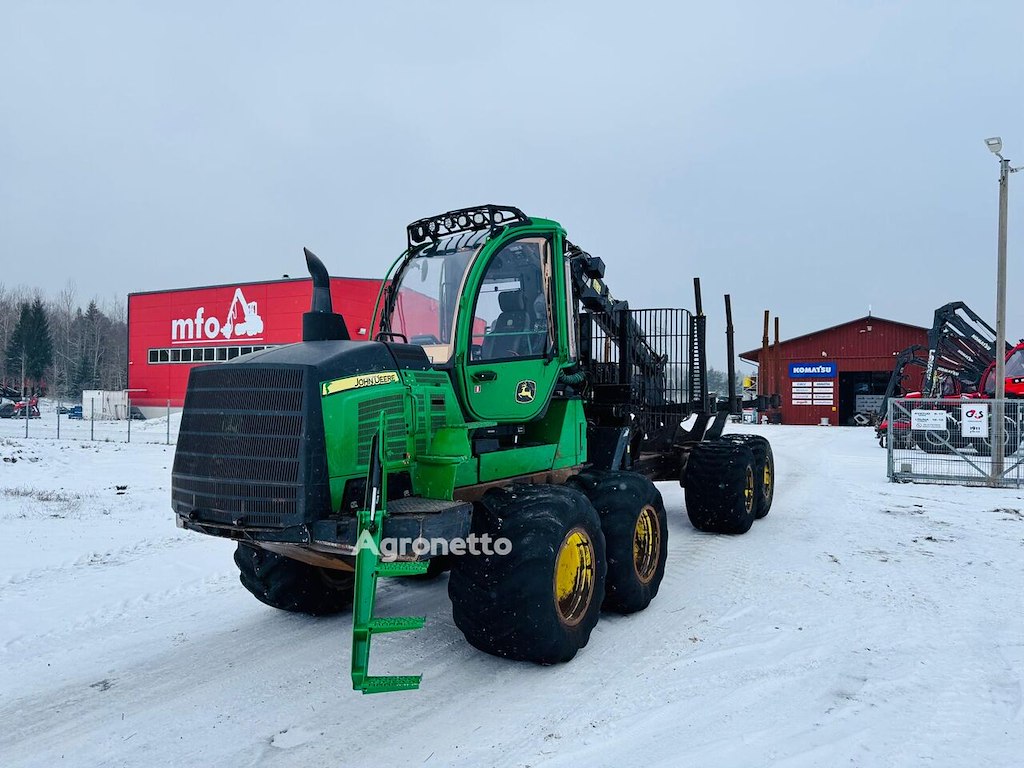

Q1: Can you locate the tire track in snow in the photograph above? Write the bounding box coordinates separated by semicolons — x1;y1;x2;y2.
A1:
0;535;187;598
0;570;237;657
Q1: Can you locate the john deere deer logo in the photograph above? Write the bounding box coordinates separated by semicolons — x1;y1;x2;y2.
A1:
516;380;536;404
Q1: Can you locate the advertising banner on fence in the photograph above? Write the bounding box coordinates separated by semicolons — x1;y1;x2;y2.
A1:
911;409;947;430
960;403;989;437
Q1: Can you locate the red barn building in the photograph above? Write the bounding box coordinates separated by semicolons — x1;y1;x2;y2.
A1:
128;277;389;414
740;315;928;426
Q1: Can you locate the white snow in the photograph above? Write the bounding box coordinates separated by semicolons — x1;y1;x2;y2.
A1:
1;416;1023;767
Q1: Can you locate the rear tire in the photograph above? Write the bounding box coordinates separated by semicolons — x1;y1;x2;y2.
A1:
448;484;606;663
234;543;354;615
568;470;668;614
722;435;774;519
683;442;757;534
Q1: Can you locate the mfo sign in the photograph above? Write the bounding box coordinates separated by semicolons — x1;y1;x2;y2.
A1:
789;362;836;379
171;287;265;343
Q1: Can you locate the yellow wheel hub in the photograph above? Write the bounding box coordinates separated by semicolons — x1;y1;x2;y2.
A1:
632;505;661;584
553;528;596;626
763;459;772;500
743;466;755;514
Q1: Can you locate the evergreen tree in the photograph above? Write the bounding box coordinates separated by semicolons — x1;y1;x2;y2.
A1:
4;299;54;391
4;303;30;391
27;297;53;384
82;301;104;390
71;352;95;393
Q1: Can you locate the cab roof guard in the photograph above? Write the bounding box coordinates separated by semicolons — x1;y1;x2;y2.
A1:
406;205;530;250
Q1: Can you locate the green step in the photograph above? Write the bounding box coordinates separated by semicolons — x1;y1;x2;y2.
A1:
369;616;426;634
376;561;430;577
350;413;427;695
360;675;422;694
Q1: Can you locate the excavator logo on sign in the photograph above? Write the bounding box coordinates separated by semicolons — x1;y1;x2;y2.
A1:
515;380;537;404
171;288;265;342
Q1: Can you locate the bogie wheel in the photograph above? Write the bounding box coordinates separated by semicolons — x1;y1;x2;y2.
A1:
721;434;774;519
448;484;606;663
683;442;757;534
234;543;354;615
567;470;668;614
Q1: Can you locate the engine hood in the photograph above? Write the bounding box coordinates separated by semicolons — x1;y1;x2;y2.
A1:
234;339;431;382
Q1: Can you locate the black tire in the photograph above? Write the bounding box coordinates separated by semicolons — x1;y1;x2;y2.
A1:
234;543;354;615
721;435;774;519
973;418;1020;456
448;484;606;664
567;470;668;614
683;442;757;534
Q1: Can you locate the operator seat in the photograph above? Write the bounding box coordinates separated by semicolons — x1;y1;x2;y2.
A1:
483;290;528;359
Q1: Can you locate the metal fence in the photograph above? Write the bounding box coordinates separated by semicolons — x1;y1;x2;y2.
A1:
886;397;1024;487
0;400;176;445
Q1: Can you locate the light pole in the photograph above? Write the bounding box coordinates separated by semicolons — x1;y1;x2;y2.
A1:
985;137;1019;482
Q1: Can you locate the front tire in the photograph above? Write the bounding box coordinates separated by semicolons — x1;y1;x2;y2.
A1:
234;543;354;615
568;470;668;614
448;484;606;664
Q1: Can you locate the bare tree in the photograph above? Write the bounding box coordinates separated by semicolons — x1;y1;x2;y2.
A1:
102;295;127;390
47;281;78;397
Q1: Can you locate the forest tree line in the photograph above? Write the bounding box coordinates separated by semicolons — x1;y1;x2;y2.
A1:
0;283;126;397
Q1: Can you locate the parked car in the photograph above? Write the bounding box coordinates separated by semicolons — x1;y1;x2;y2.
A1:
56;405;71;414
129;405;146;420
12;396;41;419
67;405;83;420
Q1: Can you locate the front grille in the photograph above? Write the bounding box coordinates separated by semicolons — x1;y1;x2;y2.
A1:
172;364;324;528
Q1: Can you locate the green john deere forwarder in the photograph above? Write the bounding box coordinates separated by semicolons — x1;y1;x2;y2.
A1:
171;205;775;693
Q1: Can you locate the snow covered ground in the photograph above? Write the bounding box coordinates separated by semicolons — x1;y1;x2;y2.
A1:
1;418;1022;768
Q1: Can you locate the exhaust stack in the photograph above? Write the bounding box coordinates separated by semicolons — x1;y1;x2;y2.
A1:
302;247;350;342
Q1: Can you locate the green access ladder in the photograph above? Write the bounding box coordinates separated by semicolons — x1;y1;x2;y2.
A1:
351;413;429;694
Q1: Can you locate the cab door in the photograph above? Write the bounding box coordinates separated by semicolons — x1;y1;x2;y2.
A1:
457;232;563;423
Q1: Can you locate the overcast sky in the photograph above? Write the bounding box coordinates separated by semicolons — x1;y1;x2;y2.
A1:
3;1;1023;369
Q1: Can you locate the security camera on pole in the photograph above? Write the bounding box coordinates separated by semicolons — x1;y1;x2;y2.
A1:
984;136;1019;484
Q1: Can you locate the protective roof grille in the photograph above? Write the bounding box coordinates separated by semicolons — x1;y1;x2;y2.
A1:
406;204;529;249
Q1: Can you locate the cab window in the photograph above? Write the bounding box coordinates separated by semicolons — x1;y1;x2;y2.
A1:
470;237;553;362
381;232;482;364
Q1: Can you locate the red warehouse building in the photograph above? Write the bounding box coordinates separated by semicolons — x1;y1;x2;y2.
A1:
128;277;390;414
740;315;928;426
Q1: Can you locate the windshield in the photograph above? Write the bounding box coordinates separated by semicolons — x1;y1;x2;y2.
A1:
984;348;1024;394
380;231;484;363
